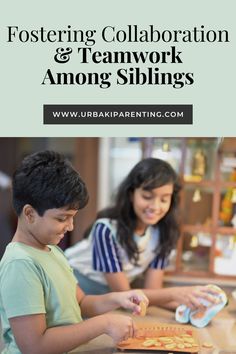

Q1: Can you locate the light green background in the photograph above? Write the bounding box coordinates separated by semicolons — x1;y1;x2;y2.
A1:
1;0;235;137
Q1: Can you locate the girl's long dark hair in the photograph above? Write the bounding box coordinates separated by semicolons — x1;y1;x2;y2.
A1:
84;158;181;265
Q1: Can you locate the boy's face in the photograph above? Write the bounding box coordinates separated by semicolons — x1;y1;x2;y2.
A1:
29;207;78;247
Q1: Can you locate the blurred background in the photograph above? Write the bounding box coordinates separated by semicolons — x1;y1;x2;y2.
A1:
1;137;236;287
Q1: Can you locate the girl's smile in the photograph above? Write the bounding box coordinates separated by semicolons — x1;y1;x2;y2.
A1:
132;184;173;235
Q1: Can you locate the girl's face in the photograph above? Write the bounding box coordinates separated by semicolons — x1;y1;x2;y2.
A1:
132;183;174;234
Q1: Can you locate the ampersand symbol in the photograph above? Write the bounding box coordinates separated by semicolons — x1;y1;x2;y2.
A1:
54;47;73;63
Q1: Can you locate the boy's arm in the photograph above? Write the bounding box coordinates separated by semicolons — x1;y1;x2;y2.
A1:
77;286;148;317
9;285;148;353
9;312;135;354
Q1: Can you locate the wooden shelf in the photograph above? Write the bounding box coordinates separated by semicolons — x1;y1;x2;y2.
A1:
182;225;236;235
145;137;236;282
217;227;236;235
164;273;236;287
182;225;212;233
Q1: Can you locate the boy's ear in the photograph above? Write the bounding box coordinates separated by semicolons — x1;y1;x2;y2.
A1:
23;204;36;223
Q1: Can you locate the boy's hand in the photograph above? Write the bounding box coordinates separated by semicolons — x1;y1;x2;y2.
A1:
115;290;149;316
103;313;136;343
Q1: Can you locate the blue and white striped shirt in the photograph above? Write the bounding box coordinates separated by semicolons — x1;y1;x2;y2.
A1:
66;218;167;285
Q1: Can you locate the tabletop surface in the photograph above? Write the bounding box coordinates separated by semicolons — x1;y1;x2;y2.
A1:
70;294;236;354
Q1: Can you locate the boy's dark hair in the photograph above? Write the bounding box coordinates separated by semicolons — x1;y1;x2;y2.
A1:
12;150;89;216
85;157;181;264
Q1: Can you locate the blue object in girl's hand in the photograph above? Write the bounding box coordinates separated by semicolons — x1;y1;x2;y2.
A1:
175;284;228;328
175;304;191;323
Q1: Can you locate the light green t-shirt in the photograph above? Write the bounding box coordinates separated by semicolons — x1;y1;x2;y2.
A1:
0;242;82;353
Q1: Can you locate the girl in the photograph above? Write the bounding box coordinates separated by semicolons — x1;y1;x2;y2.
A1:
66;158;217;310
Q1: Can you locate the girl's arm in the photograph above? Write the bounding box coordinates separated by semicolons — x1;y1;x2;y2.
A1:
104;271;131;291
142;286;219;310
143;268;164;289
101;271;217;311
143;268;177;309
102;270;178;310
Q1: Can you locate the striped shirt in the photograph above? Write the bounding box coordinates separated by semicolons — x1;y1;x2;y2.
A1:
65;218;167;285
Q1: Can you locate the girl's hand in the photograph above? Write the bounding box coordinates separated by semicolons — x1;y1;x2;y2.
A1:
103;313;136;343
172;285;219;310
114;290;149;315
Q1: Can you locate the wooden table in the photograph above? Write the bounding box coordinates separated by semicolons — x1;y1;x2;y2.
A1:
70;295;236;354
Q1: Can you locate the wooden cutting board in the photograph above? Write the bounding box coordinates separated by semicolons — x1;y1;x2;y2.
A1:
117;322;199;353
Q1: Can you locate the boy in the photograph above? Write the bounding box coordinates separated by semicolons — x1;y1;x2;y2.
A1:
0;150;148;354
